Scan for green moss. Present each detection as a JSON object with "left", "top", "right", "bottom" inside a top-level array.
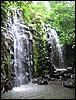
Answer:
[{"left": 1, "top": 63, "right": 6, "bottom": 78}]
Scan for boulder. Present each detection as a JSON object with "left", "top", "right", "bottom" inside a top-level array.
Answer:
[
  {"left": 44, "top": 74, "right": 50, "bottom": 80},
  {"left": 52, "top": 73, "right": 60, "bottom": 79},
  {"left": 1, "top": 78, "right": 12, "bottom": 93},
  {"left": 71, "top": 74, "right": 75, "bottom": 79},
  {"left": 63, "top": 79, "right": 75, "bottom": 88},
  {"left": 50, "top": 78, "right": 55, "bottom": 81},
  {"left": 1, "top": 73, "right": 6, "bottom": 80},
  {"left": 37, "top": 77, "right": 48, "bottom": 85},
  {"left": 37, "top": 77, "right": 43, "bottom": 85},
  {"left": 39, "top": 80, "right": 48, "bottom": 85},
  {"left": 32, "top": 78, "right": 38, "bottom": 84}
]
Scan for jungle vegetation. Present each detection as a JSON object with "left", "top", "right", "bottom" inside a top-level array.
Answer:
[{"left": 1, "top": 1, "right": 75, "bottom": 78}]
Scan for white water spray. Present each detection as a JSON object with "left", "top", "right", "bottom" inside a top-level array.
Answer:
[{"left": 45, "top": 25, "right": 64, "bottom": 68}]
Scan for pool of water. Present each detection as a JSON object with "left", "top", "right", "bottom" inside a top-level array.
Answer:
[{"left": 1, "top": 83, "right": 75, "bottom": 99}]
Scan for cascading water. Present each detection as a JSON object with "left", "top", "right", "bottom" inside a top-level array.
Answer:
[
  {"left": 6, "top": 7, "right": 64, "bottom": 88},
  {"left": 7, "top": 8, "right": 33, "bottom": 87},
  {"left": 44, "top": 24, "right": 64, "bottom": 68}
]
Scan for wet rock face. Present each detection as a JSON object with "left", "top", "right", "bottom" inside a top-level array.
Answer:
[{"left": 1, "top": 76, "right": 12, "bottom": 93}]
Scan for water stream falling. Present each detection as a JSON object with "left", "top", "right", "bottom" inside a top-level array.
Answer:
[
  {"left": 44, "top": 24, "right": 64, "bottom": 69},
  {"left": 6, "top": 7, "right": 64, "bottom": 88},
  {"left": 7, "top": 8, "right": 33, "bottom": 87}
]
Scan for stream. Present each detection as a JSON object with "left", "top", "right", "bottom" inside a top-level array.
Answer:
[{"left": 1, "top": 83, "right": 75, "bottom": 99}]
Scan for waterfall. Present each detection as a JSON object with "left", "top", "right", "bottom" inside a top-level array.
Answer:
[
  {"left": 44, "top": 24, "right": 64, "bottom": 68},
  {"left": 7, "top": 8, "right": 33, "bottom": 87}
]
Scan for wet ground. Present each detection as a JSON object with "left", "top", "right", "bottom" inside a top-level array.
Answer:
[{"left": 1, "top": 83, "right": 75, "bottom": 99}]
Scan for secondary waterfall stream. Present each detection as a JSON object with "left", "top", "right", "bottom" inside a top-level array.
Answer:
[{"left": 44, "top": 24, "right": 64, "bottom": 68}]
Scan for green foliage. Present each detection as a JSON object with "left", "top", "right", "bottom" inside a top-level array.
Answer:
[
  {"left": 48, "top": 1, "right": 75, "bottom": 47},
  {"left": 16, "top": 1, "right": 31, "bottom": 25},
  {"left": 30, "top": 11, "right": 43, "bottom": 32},
  {"left": 32, "top": 32, "right": 46, "bottom": 77},
  {"left": 1, "top": 1, "right": 75, "bottom": 47},
  {"left": 30, "top": 1, "right": 50, "bottom": 21},
  {"left": 1, "top": 1, "right": 8, "bottom": 20}
]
